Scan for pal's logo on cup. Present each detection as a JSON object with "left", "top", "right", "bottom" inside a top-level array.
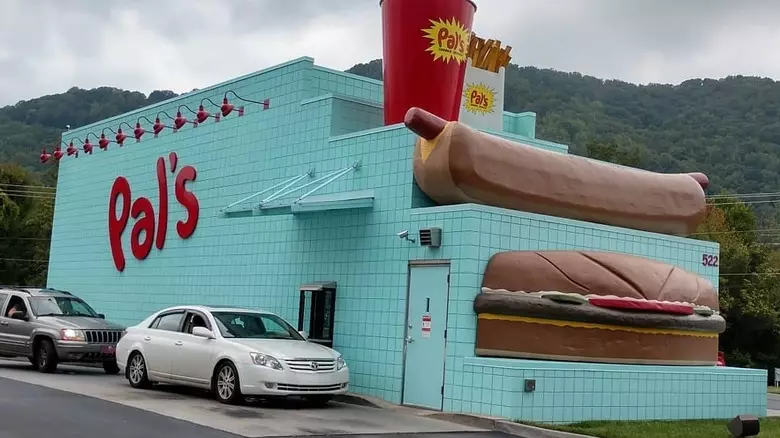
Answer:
[{"left": 422, "top": 18, "right": 471, "bottom": 63}]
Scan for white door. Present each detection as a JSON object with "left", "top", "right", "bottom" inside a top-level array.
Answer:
[
  {"left": 168, "top": 311, "right": 215, "bottom": 386},
  {"left": 142, "top": 310, "right": 186, "bottom": 380}
]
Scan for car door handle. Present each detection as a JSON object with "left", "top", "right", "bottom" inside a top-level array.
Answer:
[
  {"left": 143, "top": 336, "right": 151, "bottom": 341},
  {"left": 0, "top": 321, "right": 8, "bottom": 326},
  {"left": 174, "top": 341, "right": 183, "bottom": 346}
]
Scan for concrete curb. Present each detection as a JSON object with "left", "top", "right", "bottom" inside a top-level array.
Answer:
[
  {"left": 428, "top": 413, "right": 595, "bottom": 438},
  {"left": 333, "top": 393, "right": 595, "bottom": 438}
]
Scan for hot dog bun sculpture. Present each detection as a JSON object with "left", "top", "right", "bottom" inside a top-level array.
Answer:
[
  {"left": 404, "top": 107, "right": 708, "bottom": 236},
  {"left": 403, "top": 107, "right": 723, "bottom": 365},
  {"left": 475, "top": 251, "right": 724, "bottom": 365}
]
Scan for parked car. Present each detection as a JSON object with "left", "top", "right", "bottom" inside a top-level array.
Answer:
[
  {"left": 0, "top": 286, "right": 125, "bottom": 374},
  {"left": 116, "top": 305, "right": 349, "bottom": 405}
]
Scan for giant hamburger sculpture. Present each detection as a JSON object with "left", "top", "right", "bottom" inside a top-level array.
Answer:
[{"left": 404, "top": 107, "right": 724, "bottom": 366}]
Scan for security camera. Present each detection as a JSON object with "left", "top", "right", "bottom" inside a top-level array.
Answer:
[{"left": 397, "top": 230, "right": 415, "bottom": 243}]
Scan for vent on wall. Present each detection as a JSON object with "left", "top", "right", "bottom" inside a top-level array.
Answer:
[{"left": 419, "top": 227, "right": 442, "bottom": 248}]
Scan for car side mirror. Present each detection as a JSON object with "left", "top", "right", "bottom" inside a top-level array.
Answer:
[
  {"left": 192, "top": 326, "right": 215, "bottom": 339},
  {"left": 10, "top": 312, "right": 27, "bottom": 321},
  {"left": 97, "top": 313, "right": 105, "bottom": 319},
  {"left": 298, "top": 330, "right": 308, "bottom": 340}
]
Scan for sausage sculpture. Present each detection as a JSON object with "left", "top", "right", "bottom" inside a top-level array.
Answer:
[
  {"left": 404, "top": 107, "right": 709, "bottom": 235},
  {"left": 474, "top": 250, "right": 725, "bottom": 365}
]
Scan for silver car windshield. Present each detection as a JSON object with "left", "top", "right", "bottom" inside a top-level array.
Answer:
[
  {"left": 211, "top": 312, "right": 304, "bottom": 340},
  {"left": 30, "top": 296, "right": 99, "bottom": 318}
]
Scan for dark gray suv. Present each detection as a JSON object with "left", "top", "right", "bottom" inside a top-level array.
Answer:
[{"left": 0, "top": 287, "right": 125, "bottom": 374}]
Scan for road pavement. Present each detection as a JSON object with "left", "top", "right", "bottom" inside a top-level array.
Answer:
[
  {"left": 0, "top": 376, "right": 240, "bottom": 438},
  {"left": 768, "top": 393, "right": 780, "bottom": 416},
  {"left": 0, "top": 360, "right": 494, "bottom": 437}
]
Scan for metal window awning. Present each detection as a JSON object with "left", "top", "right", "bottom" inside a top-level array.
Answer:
[
  {"left": 220, "top": 169, "right": 314, "bottom": 214},
  {"left": 220, "top": 161, "right": 370, "bottom": 215},
  {"left": 299, "top": 281, "right": 337, "bottom": 292},
  {"left": 290, "top": 189, "right": 374, "bottom": 213}
]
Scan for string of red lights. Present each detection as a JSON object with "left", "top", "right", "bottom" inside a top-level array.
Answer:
[{"left": 39, "top": 90, "right": 270, "bottom": 164}]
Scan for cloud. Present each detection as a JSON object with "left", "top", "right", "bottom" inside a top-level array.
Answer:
[{"left": 0, "top": 0, "right": 778, "bottom": 105}]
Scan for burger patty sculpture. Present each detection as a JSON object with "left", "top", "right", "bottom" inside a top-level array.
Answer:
[{"left": 404, "top": 107, "right": 724, "bottom": 366}]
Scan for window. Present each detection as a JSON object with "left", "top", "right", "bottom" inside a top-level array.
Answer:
[
  {"left": 5, "top": 295, "right": 27, "bottom": 318},
  {"left": 211, "top": 312, "right": 303, "bottom": 340},
  {"left": 0, "top": 293, "right": 8, "bottom": 310},
  {"left": 183, "top": 312, "right": 210, "bottom": 334},
  {"left": 30, "top": 296, "right": 98, "bottom": 317},
  {"left": 150, "top": 312, "right": 184, "bottom": 332}
]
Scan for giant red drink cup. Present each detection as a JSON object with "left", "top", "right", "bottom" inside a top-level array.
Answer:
[{"left": 381, "top": 0, "right": 477, "bottom": 125}]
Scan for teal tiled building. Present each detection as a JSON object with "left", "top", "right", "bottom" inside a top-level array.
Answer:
[{"left": 47, "top": 56, "right": 766, "bottom": 423}]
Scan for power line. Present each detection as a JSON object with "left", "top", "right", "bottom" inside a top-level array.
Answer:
[
  {"left": 708, "top": 191, "right": 780, "bottom": 199},
  {"left": 0, "top": 258, "right": 48, "bottom": 264},
  {"left": 0, "top": 183, "right": 55, "bottom": 191}
]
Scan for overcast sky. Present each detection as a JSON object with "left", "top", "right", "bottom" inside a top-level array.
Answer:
[{"left": 0, "top": 0, "right": 778, "bottom": 105}]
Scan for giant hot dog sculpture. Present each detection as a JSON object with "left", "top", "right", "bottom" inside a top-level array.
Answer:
[
  {"left": 475, "top": 250, "right": 725, "bottom": 365},
  {"left": 404, "top": 107, "right": 709, "bottom": 235}
]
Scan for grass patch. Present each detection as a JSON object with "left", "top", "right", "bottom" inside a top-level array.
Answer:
[
  {"left": 768, "top": 386, "right": 780, "bottom": 394},
  {"left": 524, "top": 418, "right": 780, "bottom": 438}
]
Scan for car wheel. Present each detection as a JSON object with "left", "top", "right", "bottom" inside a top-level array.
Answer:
[
  {"left": 35, "top": 339, "right": 58, "bottom": 373},
  {"left": 127, "top": 352, "right": 151, "bottom": 389},
  {"left": 103, "top": 359, "right": 120, "bottom": 375},
  {"left": 213, "top": 362, "right": 243, "bottom": 405},
  {"left": 305, "top": 395, "right": 332, "bottom": 407}
]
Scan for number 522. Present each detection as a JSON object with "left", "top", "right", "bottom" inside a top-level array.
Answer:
[{"left": 702, "top": 254, "right": 719, "bottom": 267}]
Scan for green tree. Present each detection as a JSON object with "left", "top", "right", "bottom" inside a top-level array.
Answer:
[
  {"left": 695, "top": 195, "right": 780, "bottom": 369},
  {"left": 0, "top": 163, "right": 53, "bottom": 286}
]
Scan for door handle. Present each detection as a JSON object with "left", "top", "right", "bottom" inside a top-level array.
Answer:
[
  {"left": 405, "top": 336, "right": 414, "bottom": 344},
  {"left": 0, "top": 321, "right": 8, "bottom": 326},
  {"left": 174, "top": 341, "right": 183, "bottom": 346},
  {"left": 143, "top": 336, "right": 151, "bottom": 341}
]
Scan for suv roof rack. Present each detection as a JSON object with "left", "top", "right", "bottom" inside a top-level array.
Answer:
[
  {"left": 0, "top": 286, "right": 32, "bottom": 294},
  {"left": 36, "top": 288, "right": 73, "bottom": 296}
]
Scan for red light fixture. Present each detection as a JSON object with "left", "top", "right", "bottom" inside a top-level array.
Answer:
[
  {"left": 83, "top": 138, "right": 94, "bottom": 154},
  {"left": 197, "top": 98, "right": 222, "bottom": 124},
  {"left": 98, "top": 134, "right": 110, "bottom": 151},
  {"left": 134, "top": 122, "right": 145, "bottom": 142},
  {"left": 173, "top": 105, "right": 199, "bottom": 132},
  {"left": 40, "top": 147, "right": 51, "bottom": 164},
  {"left": 221, "top": 90, "right": 270, "bottom": 118},
  {"left": 116, "top": 122, "right": 133, "bottom": 146},
  {"left": 53, "top": 144, "right": 65, "bottom": 161},
  {"left": 153, "top": 111, "right": 174, "bottom": 136},
  {"left": 65, "top": 140, "right": 78, "bottom": 157}
]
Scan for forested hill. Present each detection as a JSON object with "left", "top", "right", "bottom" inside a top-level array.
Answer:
[
  {"left": 4, "top": 61, "right": 780, "bottom": 202},
  {"left": 349, "top": 59, "right": 780, "bottom": 199},
  {"left": 0, "top": 87, "right": 178, "bottom": 171}
]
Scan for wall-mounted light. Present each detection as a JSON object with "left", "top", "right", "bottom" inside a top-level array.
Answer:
[
  {"left": 116, "top": 122, "right": 133, "bottom": 146},
  {"left": 65, "top": 140, "right": 78, "bottom": 157},
  {"left": 174, "top": 105, "right": 199, "bottom": 131},
  {"left": 39, "top": 147, "right": 51, "bottom": 164},
  {"left": 197, "top": 97, "right": 222, "bottom": 124},
  {"left": 83, "top": 137, "right": 94, "bottom": 155},
  {"left": 33, "top": 89, "right": 270, "bottom": 162}
]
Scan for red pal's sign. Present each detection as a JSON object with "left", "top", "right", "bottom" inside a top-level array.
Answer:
[{"left": 108, "top": 152, "right": 199, "bottom": 272}]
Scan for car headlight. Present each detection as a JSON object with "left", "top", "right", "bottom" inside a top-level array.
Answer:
[
  {"left": 250, "top": 352, "right": 283, "bottom": 370},
  {"left": 336, "top": 355, "right": 346, "bottom": 370},
  {"left": 60, "top": 329, "right": 85, "bottom": 341}
]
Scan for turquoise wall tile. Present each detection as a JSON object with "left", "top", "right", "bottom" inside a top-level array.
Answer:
[{"left": 46, "top": 56, "right": 758, "bottom": 424}]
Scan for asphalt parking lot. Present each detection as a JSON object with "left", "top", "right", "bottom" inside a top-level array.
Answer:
[{"left": 0, "top": 359, "right": 486, "bottom": 438}]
